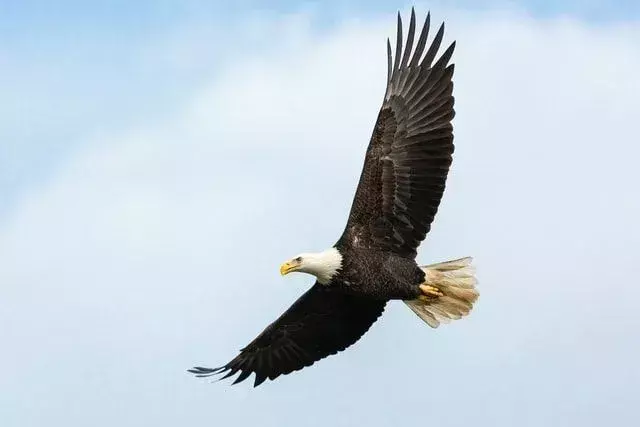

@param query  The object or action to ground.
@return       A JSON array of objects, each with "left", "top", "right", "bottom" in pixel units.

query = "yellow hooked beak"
[{"left": 280, "top": 260, "right": 300, "bottom": 276}]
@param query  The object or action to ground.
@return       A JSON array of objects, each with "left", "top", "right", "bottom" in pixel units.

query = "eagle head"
[{"left": 279, "top": 248, "right": 343, "bottom": 284}]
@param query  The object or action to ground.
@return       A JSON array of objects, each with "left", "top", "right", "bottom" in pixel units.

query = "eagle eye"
[{"left": 294, "top": 257, "right": 303, "bottom": 262}]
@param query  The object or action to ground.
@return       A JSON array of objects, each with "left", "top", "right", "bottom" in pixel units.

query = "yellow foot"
[{"left": 419, "top": 284, "right": 444, "bottom": 299}]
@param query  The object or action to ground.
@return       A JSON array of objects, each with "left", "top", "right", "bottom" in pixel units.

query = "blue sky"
[
  {"left": 1, "top": 2, "right": 640, "bottom": 426},
  {"left": 2, "top": 0, "right": 640, "bottom": 217}
]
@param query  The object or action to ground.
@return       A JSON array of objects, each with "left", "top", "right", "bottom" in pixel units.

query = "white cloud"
[{"left": 1, "top": 8, "right": 639, "bottom": 427}]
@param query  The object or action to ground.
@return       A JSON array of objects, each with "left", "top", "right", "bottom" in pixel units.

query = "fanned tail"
[{"left": 404, "top": 257, "right": 479, "bottom": 328}]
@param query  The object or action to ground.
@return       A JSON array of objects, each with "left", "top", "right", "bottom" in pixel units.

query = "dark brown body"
[{"left": 330, "top": 248, "right": 424, "bottom": 300}]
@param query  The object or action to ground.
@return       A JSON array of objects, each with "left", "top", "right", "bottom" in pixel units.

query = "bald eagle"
[{"left": 189, "top": 8, "right": 478, "bottom": 387}]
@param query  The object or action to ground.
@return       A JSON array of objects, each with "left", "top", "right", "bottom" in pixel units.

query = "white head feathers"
[{"left": 284, "top": 248, "right": 343, "bottom": 285}]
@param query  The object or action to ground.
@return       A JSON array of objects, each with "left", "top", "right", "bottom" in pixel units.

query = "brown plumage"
[
  {"left": 336, "top": 10, "right": 455, "bottom": 258},
  {"left": 189, "top": 8, "right": 477, "bottom": 388},
  {"left": 190, "top": 285, "right": 385, "bottom": 386}
]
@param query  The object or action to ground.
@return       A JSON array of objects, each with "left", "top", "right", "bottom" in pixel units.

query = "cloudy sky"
[{"left": 1, "top": 1, "right": 639, "bottom": 426}]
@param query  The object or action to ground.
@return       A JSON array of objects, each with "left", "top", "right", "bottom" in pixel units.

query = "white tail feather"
[{"left": 404, "top": 257, "right": 479, "bottom": 328}]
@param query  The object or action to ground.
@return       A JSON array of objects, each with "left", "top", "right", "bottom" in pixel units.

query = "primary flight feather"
[{"left": 189, "top": 8, "right": 478, "bottom": 387}]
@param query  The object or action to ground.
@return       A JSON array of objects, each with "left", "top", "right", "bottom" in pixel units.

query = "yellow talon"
[{"left": 420, "top": 284, "right": 444, "bottom": 298}]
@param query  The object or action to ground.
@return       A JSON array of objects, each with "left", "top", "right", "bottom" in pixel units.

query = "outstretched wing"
[
  {"left": 189, "top": 284, "right": 385, "bottom": 387},
  {"left": 336, "top": 9, "right": 456, "bottom": 258}
]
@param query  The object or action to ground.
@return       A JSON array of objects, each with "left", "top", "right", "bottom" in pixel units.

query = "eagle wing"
[
  {"left": 188, "top": 283, "right": 385, "bottom": 387},
  {"left": 336, "top": 9, "right": 456, "bottom": 258}
]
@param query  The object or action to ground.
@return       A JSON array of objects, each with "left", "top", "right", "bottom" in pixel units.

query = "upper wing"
[
  {"left": 188, "top": 284, "right": 385, "bottom": 387},
  {"left": 336, "top": 9, "right": 456, "bottom": 258}
]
